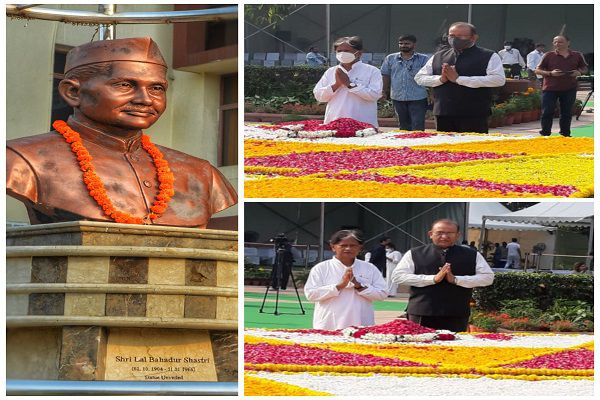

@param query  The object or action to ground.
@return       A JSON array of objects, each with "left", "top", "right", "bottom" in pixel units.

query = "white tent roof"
[
  {"left": 484, "top": 202, "right": 593, "bottom": 227},
  {"left": 469, "top": 203, "right": 554, "bottom": 231}
]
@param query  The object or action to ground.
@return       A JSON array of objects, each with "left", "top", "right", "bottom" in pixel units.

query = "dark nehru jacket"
[
  {"left": 431, "top": 46, "right": 495, "bottom": 117},
  {"left": 407, "top": 244, "right": 477, "bottom": 317}
]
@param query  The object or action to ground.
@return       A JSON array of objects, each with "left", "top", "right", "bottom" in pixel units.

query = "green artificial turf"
[
  {"left": 245, "top": 291, "right": 407, "bottom": 329},
  {"left": 570, "top": 124, "right": 594, "bottom": 137}
]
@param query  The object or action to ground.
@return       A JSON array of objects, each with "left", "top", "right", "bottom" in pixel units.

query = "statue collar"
[{"left": 66, "top": 117, "right": 143, "bottom": 154}]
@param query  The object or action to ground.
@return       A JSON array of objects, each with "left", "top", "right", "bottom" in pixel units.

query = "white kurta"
[
  {"left": 304, "top": 257, "right": 388, "bottom": 330},
  {"left": 313, "top": 61, "right": 383, "bottom": 127},
  {"left": 385, "top": 250, "right": 403, "bottom": 297}
]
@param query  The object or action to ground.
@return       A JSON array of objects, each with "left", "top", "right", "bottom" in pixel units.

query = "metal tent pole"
[
  {"left": 98, "top": 4, "right": 115, "bottom": 40},
  {"left": 325, "top": 4, "right": 331, "bottom": 66},
  {"left": 478, "top": 217, "right": 487, "bottom": 253},
  {"left": 318, "top": 203, "right": 325, "bottom": 262},
  {"left": 587, "top": 216, "right": 594, "bottom": 269},
  {"left": 6, "top": 5, "right": 238, "bottom": 24}
]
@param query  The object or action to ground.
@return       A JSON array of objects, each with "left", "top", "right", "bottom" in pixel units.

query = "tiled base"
[{"left": 6, "top": 222, "right": 238, "bottom": 382}]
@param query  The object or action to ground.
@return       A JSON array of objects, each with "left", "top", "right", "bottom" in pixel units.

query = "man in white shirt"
[
  {"left": 304, "top": 229, "right": 388, "bottom": 330},
  {"left": 498, "top": 41, "right": 526, "bottom": 77},
  {"left": 392, "top": 219, "right": 494, "bottom": 332},
  {"left": 313, "top": 36, "right": 383, "bottom": 127},
  {"left": 415, "top": 22, "right": 505, "bottom": 133},
  {"left": 385, "top": 243, "right": 403, "bottom": 297},
  {"left": 527, "top": 43, "right": 546, "bottom": 80},
  {"left": 306, "top": 47, "right": 327, "bottom": 67},
  {"left": 505, "top": 238, "right": 522, "bottom": 269}
]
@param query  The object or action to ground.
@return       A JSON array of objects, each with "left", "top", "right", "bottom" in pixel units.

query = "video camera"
[
  {"left": 269, "top": 233, "right": 292, "bottom": 290},
  {"left": 269, "top": 233, "right": 289, "bottom": 250}
]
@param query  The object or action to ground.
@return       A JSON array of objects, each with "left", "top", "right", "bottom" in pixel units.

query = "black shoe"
[
  {"left": 539, "top": 130, "right": 551, "bottom": 136},
  {"left": 559, "top": 132, "right": 571, "bottom": 137}
]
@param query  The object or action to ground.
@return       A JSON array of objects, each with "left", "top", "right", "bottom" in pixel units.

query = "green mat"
[
  {"left": 245, "top": 292, "right": 407, "bottom": 329},
  {"left": 571, "top": 124, "right": 594, "bottom": 137}
]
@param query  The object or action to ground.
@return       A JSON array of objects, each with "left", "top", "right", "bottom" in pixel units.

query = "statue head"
[{"left": 58, "top": 37, "right": 168, "bottom": 134}]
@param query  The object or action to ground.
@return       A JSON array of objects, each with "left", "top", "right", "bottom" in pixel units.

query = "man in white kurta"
[
  {"left": 304, "top": 256, "right": 388, "bottom": 330},
  {"left": 385, "top": 246, "right": 403, "bottom": 297},
  {"left": 313, "top": 62, "right": 383, "bottom": 127}
]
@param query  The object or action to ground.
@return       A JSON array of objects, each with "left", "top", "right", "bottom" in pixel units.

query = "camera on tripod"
[
  {"left": 259, "top": 233, "right": 305, "bottom": 315},
  {"left": 270, "top": 233, "right": 290, "bottom": 249},
  {"left": 269, "top": 233, "right": 292, "bottom": 290}
]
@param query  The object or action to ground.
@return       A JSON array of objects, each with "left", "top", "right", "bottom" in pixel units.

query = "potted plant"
[
  {"left": 527, "top": 89, "right": 542, "bottom": 119},
  {"left": 502, "top": 101, "right": 517, "bottom": 125},
  {"left": 469, "top": 310, "right": 501, "bottom": 332},
  {"left": 510, "top": 94, "right": 530, "bottom": 123},
  {"left": 489, "top": 104, "right": 506, "bottom": 128},
  {"left": 572, "top": 99, "right": 584, "bottom": 116}
]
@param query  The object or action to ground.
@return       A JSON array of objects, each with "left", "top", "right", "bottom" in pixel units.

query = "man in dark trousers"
[
  {"left": 392, "top": 219, "right": 494, "bottom": 332},
  {"left": 367, "top": 236, "right": 391, "bottom": 277},
  {"left": 535, "top": 35, "right": 588, "bottom": 137},
  {"left": 415, "top": 22, "right": 505, "bottom": 133}
]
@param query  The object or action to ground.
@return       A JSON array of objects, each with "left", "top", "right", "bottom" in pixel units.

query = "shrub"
[
  {"left": 245, "top": 65, "right": 327, "bottom": 103},
  {"left": 499, "top": 299, "right": 542, "bottom": 319},
  {"left": 473, "top": 272, "right": 593, "bottom": 311},
  {"left": 469, "top": 311, "right": 502, "bottom": 332},
  {"left": 378, "top": 99, "right": 396, "bottom": 118}
]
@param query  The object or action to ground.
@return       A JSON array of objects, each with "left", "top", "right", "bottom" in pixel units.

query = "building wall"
[
  {"left": 468, "top": 228, "right": 557, "bottom": 268},
  {"left": 245, "top": 4, "right": 594, "bottom": 56},
  {"left": 244, "top": 202, "right": 466, "bottom": 254},
  {"left": 6, "top": 4, "right": 237, "bottom": 224}
]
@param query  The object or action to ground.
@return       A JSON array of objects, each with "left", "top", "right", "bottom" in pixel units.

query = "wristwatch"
[{"left": 348, "top": 82, "right": 357, "bottom": 89}]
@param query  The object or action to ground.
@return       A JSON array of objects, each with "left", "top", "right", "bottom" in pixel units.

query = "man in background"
[{"left": 381, "top": 34, "right": 429, "bottom": 131}]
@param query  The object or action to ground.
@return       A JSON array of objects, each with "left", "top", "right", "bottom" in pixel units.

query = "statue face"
[{"left": 77, "top": 61, "right": 168, "bottom": 131}]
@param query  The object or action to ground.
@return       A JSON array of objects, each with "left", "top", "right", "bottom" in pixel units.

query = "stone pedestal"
[{"left": 6, "top": 221, "right": 238, "bottom": 382}]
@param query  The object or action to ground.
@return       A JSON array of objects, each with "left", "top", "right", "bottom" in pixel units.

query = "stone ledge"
[
  {"left": 7, "top": 221, "right": 238, "bottom": 239},
  {"left": 7, "top": 316, "right": 237, "bottom": 330},
  {"left": 6, "top": 246, "right": 238, "bottom": 261},
  {"left": 7, "top": 283, "right": 238, "bottom": 297}
]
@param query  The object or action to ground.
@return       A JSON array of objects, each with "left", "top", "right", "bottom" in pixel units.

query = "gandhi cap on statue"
[{"left": 64, "top": 37, "right": 167, "bottom": 74}]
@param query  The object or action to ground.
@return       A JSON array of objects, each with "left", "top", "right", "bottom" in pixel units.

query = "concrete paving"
[
  {"left": 380, "top": 90, "right": 594, "bottom": 136},
  {"left": 245, "top": 285, "right": 411, "bottom": 325}
]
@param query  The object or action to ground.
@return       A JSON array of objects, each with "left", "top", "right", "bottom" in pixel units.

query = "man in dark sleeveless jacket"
[
  {"left": 415, "top": 22, "right": 505, "bottom": 133},
  {"left": 391, "top": 219, "right": 494, "bottom": 332}
]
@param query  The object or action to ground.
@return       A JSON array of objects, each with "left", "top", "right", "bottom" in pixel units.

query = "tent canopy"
[
  {"left": 484, "top": 202, "right": 593, "bottom": 227},
  {"left": 469, "top": 202, "right": 554, "bottom": 231}
]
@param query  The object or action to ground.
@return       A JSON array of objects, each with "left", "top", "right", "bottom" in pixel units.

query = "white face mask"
[
  {"left": 504, "top": 46, "right": 512, "bottom": 51},
  {"left": 336, "top": 51, "right": 357, "bottom": 64}
]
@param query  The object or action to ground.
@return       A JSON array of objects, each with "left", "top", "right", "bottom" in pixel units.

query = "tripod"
[
  {"left": 576, "top": 76, "right": 594, "bottom": 120},
  {"left": 259, "top": 246, "right": 305, "bottom": 316}
]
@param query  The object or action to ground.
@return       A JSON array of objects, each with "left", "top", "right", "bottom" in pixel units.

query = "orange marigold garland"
[{"left": 52, "top": 120, "right": 175, "bottom": 224}]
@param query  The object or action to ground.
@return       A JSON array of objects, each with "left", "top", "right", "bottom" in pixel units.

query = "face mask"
[
  {"left": 386, "top": 248, "right": 392, "bottom": 253},
  {"left": 504, "top": 46, "right": 512, "bottom": 51},
  {"left": 336, "top": 51, "right": 357, "bottom": 64},
  {"left": 448, "top": 37, "right": 472, "bottom": 51}
]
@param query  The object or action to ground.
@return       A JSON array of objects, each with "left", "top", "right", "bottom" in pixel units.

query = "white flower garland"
[
  {"left": 246, "top": 328, "right": 593, "bottom": 348},
  {"left": 355, "top": 128, "right": 378, "bottom": 137},
  {"left": 252, "top": 371, "right": 593, "bottom": 396}
]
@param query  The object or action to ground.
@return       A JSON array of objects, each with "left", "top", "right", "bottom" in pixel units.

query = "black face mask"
[{"left": 448, "top": 37, "right": 472, "bottom": 51}]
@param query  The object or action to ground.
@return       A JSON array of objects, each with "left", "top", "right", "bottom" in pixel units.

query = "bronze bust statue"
[{"left": 7, "top": 37, "right": 237, "bottom": 228}]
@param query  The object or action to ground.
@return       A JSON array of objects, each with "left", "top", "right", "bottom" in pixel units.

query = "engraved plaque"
[{"left": 105, "top": 328, "right": 217, "bottom": 381}]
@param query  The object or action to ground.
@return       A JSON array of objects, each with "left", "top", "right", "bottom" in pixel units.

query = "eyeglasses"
[
  {"left": 432, "top": 232, "right": 458, "bottom": 237},
  {"left": 447, "top": 34, "right": 472, "bottom": 40}
]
